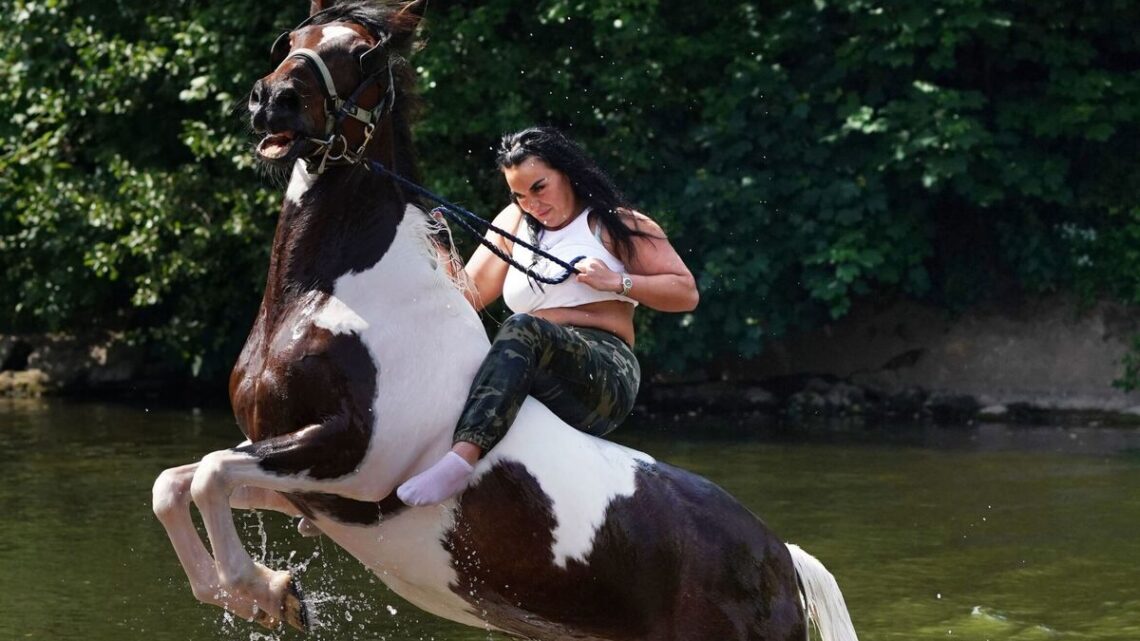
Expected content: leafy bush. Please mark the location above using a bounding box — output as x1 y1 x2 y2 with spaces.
1 2 289 377
2 0 1138 382
418 0 1139 373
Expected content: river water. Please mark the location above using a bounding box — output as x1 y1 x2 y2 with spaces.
2 398 1138 641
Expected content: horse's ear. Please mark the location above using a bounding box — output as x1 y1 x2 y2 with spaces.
398 0 428 21
388 0 427 52
309 0 330 16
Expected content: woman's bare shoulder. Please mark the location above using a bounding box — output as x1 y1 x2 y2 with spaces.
484 203 527 253
493 203 525 227
618 208 666 236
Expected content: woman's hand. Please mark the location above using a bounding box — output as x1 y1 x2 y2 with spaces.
575 257 623 294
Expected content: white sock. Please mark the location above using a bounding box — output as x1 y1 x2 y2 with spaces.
396 451 475 506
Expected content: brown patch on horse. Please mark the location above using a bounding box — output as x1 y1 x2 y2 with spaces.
285 490 407 525
446 461 806 641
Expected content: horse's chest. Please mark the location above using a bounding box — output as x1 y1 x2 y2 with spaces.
231 297 377 442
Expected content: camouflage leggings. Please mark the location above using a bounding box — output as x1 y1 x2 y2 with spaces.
454 313 641 452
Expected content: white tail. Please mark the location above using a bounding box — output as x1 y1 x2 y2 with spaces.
786 544 859 641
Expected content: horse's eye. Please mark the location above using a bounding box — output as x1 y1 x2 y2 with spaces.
269 32 291 66
360 43 386 76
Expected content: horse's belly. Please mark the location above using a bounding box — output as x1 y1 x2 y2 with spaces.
318 513 491 629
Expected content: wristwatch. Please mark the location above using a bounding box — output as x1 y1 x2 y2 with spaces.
619 273 634 297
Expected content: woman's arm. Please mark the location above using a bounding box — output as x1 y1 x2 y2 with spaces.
460 204 524 311
579 211 699 313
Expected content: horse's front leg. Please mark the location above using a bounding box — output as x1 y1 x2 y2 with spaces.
152 462 303 628
188 420 375 632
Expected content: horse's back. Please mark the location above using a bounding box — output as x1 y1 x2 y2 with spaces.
635 462 806 640
447 435 806 641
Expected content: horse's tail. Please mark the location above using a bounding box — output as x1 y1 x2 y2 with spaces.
787 544 859 641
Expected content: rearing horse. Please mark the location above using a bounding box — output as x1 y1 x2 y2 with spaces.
151 2 859 639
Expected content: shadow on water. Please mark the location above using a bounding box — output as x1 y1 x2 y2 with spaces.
2 397 1139 640
624 409 1140 457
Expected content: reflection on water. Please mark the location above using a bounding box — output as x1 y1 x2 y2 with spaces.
1 398 1138 641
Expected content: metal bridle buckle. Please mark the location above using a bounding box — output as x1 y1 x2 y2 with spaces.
325 135 349 161
355 123 376 157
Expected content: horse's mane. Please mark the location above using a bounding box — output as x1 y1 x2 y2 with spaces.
421 213 475 299
308 1 419 48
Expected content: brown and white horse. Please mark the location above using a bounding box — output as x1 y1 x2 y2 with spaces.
151 2 859 639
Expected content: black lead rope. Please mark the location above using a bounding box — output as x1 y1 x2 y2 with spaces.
363 159 584 285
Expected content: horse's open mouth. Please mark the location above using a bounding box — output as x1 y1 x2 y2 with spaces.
257 131 298 160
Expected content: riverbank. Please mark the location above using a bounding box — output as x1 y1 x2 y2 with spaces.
0 331 210 402
645 295 1140 428
5 296 1140 427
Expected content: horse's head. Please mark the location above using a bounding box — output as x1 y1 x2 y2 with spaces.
249 0 424 171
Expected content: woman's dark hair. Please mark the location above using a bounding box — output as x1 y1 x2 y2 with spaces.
496 126 657 262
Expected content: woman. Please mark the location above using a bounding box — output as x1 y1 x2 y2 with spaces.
397 126 699 506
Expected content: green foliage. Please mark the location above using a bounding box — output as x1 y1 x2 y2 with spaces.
2 0 1138 380
418 0 1140 371
0 1 292 377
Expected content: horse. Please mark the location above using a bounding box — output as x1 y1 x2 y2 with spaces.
150 2 860 639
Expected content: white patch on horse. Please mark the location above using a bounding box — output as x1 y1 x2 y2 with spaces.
308 206 656 606
300 206 490 621
314 295 369 335
330 205 659 570
319 25 357 46
316 506 494 631
285 160 316 206
481 401 656 568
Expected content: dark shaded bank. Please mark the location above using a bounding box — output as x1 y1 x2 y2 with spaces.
0 331 225 405
637 377 1140 431
641 295 1140 428
5 295 1140 427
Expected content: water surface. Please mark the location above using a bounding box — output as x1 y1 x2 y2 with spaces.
1 399 1137 640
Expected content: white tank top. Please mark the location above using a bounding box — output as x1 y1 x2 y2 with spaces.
501 208 637 314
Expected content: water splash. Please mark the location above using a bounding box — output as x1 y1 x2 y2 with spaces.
222 512 460 640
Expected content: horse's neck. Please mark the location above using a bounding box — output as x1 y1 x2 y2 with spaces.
261 162 402 314
257 156 490 473
344 202 490 386
267 156 488 381
329 201 491 478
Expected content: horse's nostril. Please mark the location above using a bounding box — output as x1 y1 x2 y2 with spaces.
249 80 266 108
277 87 302 112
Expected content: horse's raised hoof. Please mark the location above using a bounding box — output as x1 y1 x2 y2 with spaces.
283 577 312 633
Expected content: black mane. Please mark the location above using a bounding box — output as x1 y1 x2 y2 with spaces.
309 1 404 44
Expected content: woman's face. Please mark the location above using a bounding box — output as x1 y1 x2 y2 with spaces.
503 156 581 229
